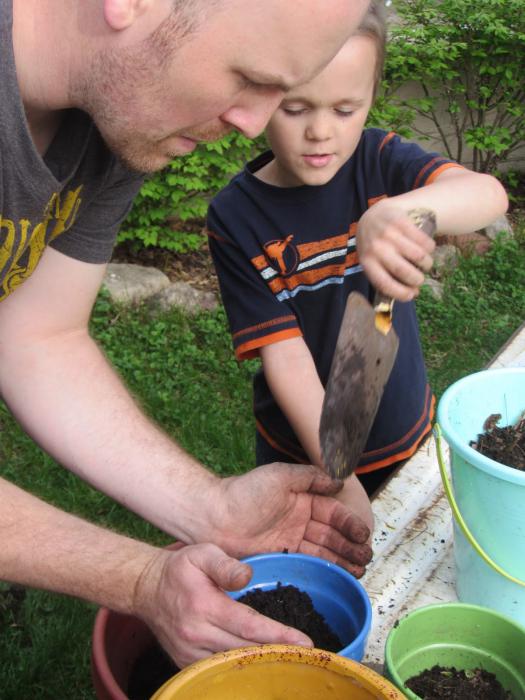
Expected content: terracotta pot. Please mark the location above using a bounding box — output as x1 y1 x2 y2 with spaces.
91 607 155 700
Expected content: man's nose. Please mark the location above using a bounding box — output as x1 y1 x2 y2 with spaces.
220 90 284 139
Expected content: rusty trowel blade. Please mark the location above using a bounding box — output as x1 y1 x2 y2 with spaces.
319 291 400 480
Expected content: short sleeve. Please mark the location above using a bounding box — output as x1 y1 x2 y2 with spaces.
49 162 144 264
377 131 464 196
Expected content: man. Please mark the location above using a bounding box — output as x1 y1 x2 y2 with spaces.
0 0 370 667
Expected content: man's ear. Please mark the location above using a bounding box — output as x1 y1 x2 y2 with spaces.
103 0 151 31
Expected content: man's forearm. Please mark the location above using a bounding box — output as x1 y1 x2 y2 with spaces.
0 330 218 543
0 476 161 613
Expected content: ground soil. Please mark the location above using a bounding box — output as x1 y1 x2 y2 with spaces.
470 412 525 471
127 583 342 700
405 665 512 699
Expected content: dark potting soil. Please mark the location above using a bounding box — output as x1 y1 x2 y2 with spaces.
405 665 513 699
127 583 342 700
470 412 525 471
237 583 343 652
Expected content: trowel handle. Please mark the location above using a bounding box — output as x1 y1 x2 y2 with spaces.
373 207 437 310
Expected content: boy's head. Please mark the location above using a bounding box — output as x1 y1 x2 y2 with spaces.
259 1 386 188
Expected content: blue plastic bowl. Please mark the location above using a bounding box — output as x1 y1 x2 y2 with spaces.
228 552 372 661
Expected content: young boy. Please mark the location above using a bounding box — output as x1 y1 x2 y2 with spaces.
206 2 508 534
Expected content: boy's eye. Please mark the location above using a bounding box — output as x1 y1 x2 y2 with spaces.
282 107 307 116
335 109 353 117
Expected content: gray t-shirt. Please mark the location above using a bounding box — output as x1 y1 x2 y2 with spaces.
0 0 144 301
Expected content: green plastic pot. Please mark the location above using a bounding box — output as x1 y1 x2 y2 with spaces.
384 603 525 699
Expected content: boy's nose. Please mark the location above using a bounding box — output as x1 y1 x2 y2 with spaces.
305 113 332 142
220 90 284 139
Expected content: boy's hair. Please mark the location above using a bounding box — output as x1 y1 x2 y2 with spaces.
355 0 387 99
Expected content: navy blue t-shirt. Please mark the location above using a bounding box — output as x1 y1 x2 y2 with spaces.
207 129 461 473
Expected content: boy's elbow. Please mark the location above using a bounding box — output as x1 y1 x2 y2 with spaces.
485 173 509 217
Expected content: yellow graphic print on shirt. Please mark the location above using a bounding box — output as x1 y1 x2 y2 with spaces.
0 186 83 301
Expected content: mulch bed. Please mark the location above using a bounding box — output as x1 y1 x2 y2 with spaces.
471 412 525 471
405 665 512 699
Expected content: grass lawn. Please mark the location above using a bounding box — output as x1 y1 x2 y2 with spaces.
0 226 524 698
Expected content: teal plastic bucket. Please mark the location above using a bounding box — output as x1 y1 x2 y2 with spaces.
437 367 525 625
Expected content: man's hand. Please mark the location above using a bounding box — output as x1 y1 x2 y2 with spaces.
210 463 372 578
134 543 313 668
357 201 436 301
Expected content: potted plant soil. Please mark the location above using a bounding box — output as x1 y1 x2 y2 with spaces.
92 552 372 700
384 602 525 700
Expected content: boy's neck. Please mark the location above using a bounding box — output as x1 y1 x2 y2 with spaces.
254 158 285 187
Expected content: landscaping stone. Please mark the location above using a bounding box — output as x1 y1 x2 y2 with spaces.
148 281 218 315
103 263 170 304
433 244 459 274
435 232 491 256
483 214 514 241
423 277 444 300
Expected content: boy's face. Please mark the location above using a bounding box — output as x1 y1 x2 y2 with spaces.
263 35 377 188
80 0 369 173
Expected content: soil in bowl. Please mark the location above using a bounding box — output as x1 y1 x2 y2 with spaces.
127 583 342 700
237 582 342 652
405 665 512 699
470 412 525 471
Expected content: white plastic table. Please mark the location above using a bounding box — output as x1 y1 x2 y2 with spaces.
361 321 525 670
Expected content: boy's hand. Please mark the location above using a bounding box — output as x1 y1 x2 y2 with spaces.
357 202 436 301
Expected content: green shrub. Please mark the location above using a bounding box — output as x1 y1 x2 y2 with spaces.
118 132 264 253
371 0 525 172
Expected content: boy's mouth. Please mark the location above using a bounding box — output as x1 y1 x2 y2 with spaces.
302 153 334 168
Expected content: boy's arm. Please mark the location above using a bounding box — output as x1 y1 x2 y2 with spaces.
357 168 509 301
260 336 374 551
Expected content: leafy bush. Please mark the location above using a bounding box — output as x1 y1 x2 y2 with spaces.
372 0 525 172
119 131 264 252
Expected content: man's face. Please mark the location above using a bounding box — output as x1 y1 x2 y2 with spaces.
263 35 377 188
78 0 369 172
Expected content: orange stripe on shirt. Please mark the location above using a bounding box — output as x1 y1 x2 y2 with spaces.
236 327 302 360
425 162 464 185
379 131 396 152
251 227 357 271
356 393 436 474
255 419 309 463
233 315 296 340
268 251 359 294
368 194 388 207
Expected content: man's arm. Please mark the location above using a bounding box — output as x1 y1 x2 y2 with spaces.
0 476 315 667
0 246 372 568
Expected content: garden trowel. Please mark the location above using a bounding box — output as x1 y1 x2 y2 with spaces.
319 208 437 480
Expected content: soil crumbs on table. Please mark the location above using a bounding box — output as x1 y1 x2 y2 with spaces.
405 665 513 700
127 583 342 700
470 412 525 471
237 583 343 652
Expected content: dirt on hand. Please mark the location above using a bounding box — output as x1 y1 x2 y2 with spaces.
470 411 525 471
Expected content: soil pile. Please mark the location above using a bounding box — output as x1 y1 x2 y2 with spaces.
470 412 525 471
238 583 343 652
405 665 512 699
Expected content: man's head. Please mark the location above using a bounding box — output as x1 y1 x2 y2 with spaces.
258 1 386 188
69 0 369 172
